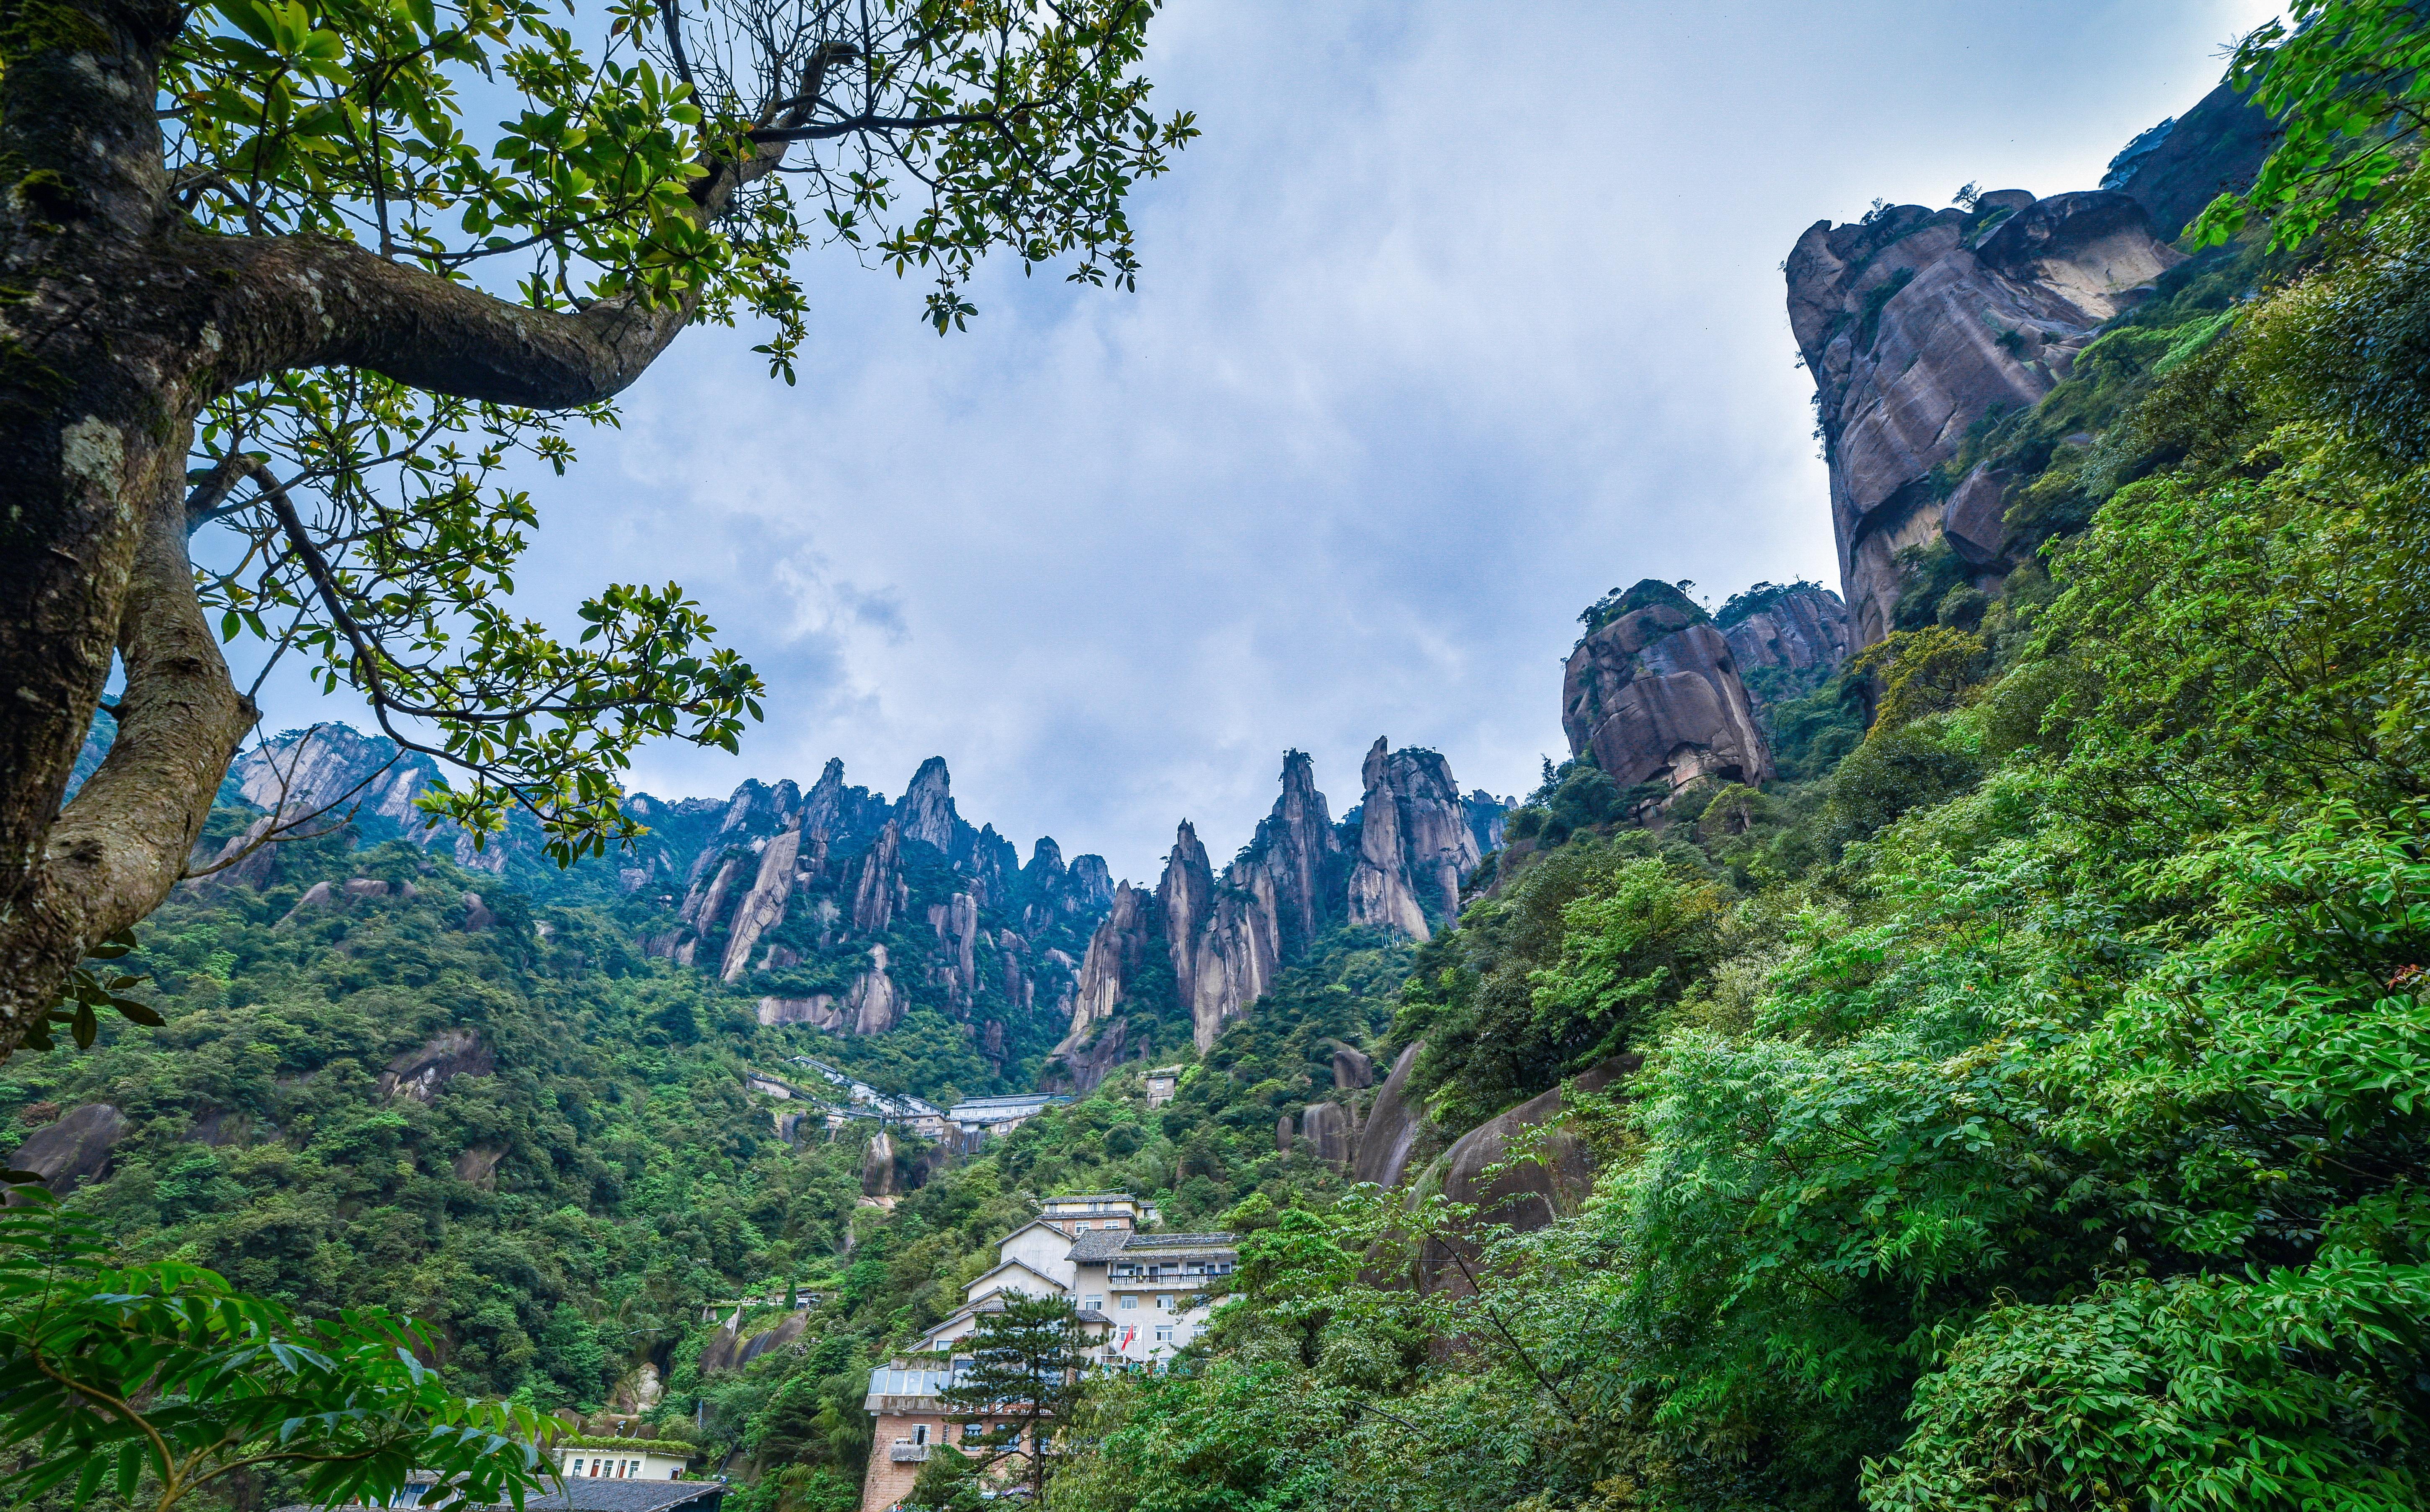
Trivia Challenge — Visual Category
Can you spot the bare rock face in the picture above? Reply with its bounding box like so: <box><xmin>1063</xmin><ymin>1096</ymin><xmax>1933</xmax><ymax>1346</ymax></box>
<box><xmin>896</xmin><ymin>757</ymin><xmax>959</xmax><ymax>853</ymax></box>
<box><xmin>379</xmin><ymin>1029</ymin><xmax>495</xmax><ymax>1103</ymax></box>
<box><xmin>9</xmin><ymin>1104</ymin><xmax>129</xmax><ymax>1193</ymax></box>
<box><xmin>1788</xmin><ymin>189</ymin><xmax>2187</xmax><ymax>642</ymax></box>
<box><xmin>927</xmin><ymin>892</ymin><xmax>980</xmax><ymax>1008</ymax></box>
<box><xmin>735</xmin><ymin>1314</ymin><xmax>806</xmax><ymax>1367</ymax></box>
<box><xmin>460</xmin><ymin>891</ymin><xmax>496</xmax><ymax>931</ymax></box>
<box><xmin>846</xmin><ymin>945</ymin><xmax>902</xmax><ymax>1035</ymax></box>
<box><xmin>1562</xmin><ymin>585</ymin><xmax>1773</xmax><ymax>791</ymax></box>
<box><xmin>863</xmin><ymin>1128</ymin><xmax>898</xmax><ymax>1197</ymax></box>
<box><xmin>1046</xmin><ymin>883</ymin><xmax>1161</xmax><ymax>1091</ymax></box>
<box><xmin>1346</xmin><ymin>739</ymin><xmax>1478</xmax><ymax>940</ymax></box>
<box><xmin>719</xmin><ymin>823</ymin><xmax>803</xmax><ymax>982</ymax></box>
<box><xmin>1463</xmin><ymin>791</ymin><xmax>1514</xmax><ymax>859</ymax></box>
<box><xmin>1720</xmin><ymin>584</ymin><xmax>1857</xmax><ymax>701</ymax></box>
<box><xmin>1411</xmin><ymin>1058</ymin><xmax>1632</xmax><ymax>1296</ymax></box>
<box><xmin>758</xmin><ymin>994</ymin><xmax>843</xmax><ymax>1029</ymax></box>
<box><xmin>1352</xmin><ymin>1041</ymin><xmax>1429</xmax><ymax>1190</ymax></box>
<box><xmin>452</xmin><ymin>1143</ymin><xmax>507</xmax><ymax>1188</ymax></box>
<box><xmin>2106</xmin><ymin>80</ymin><xmax>2280</xmax><ymax>242</ymax></box>
<box><xmin>1330</xmin><ymin>1041</ymin><xmax>1374</xmax><ymax>1091</ymax></box>
<box><xmin>851</xmin><ymin>821</ymin><xmax>905</xmax><ymax>935</ymax></box>
<box><xmin>1300</xmin><ymin>1102</ymin><xmax>1354</xmax><ymax>1168</ymax></box>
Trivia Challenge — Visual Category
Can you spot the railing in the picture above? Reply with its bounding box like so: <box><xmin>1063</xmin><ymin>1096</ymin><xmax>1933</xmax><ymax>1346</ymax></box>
<box><xmin>889</xmin><ymin>1444</ymin><xmax>930</xmax><ymax>1464</ymax></box>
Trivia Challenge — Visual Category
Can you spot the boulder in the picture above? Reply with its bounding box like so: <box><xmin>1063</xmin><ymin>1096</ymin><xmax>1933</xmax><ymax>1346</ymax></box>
<box><xmin>8</xmin><ymin>1104</ymin><xmax>128</xmax><ymax>1193</ymax></box>
<box><xmin>1941</xmin><ymin>464</ymin><xmax>2012</xmax><ymax>565</ymax></box>
<box><xmin>460</xmin><ymin>891</ymin><xmax>496</xmax><ymax>930</ymax></box>
<box><xmin>862</xmin><ymin>1128</ymin><xmax>898</xmax><ymax>1198</ymax></box>
<box><xmin>1721</xmin><ymin>585</ymin><xmax>1856</xmax><ymax>697</ymax></box>
<box><xmin>1352</xmin><ymin>1041</ymin><xmax>1429</xmax><ymax>1189</ymax></box>
<box><xmin>452</xmin><ymin>1143</ymin><xmax>507</xmax><ymax>1188</ymax></box>
<box><xmin>1329</xmin><ymin>1041</ymin><xmax>1374</xmax><ymax>1091</ymax></box>
<box><xmin>756</xmin><ymin>994</ymin><xmax>842</xmax><ymax>1030</ymax></box>
<box><xmin>734</xmin><ymin>1314</ymin><xmax>807</xmax><ymax>1367</ymax></box>
<box><xmin>1300</xmin><ymin>1102</ymin><xmax>1353</xmax><ymax>1168</ymax></box>
<box><xmin>1562</xmin><ymin>588</ymin><xmax>1773</xmax><ymax>793</ymax></box>
<box><xmin>1412</xmin><ymin>1058</ymin><xmax>1634</xmax><ymax>1296</ymax></box>
<box><xmin>377</xmin><ymin>1029</ymin><xmax>494</xmax><ymax>1104</ymax></box>
<box><xmin>1275</xmin><ymin>1113</ymin><xmax>1295</xmax><ymax>1154</ymax></box>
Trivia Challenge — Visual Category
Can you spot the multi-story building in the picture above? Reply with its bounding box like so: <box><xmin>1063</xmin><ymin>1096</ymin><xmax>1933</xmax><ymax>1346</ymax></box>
<box><xmin>554</xmin><ymin>1439</ymin><xmax>696</xmax><ymax>1483</ymax></box>
<box><xmin>1145</xmin><ymin>1066</ymin><xmax>1183</xmax><ymax>1108</ymax></box>
<box><xmin>857</xmin><ymin>1193</ymin><xmax>1234</xmax><ymax>1512</ymax></box>
<box><xmin>944</xmin><ymin>1093</ymin><xmax>1069</xmax><ymax>1144</ymax></box>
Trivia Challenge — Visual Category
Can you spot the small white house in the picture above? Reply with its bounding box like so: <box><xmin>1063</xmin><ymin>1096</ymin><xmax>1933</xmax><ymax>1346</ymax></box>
<box><xmin>555</xmin><ymin>1441</ymin><xmax>695</xmax><ymax>1482</ymax></box>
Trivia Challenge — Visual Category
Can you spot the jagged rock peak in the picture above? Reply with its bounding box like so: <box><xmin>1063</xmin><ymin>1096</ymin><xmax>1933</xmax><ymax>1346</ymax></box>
<box><xmin>1345</xmin><ymin>737</ymin><xmax>1478</xmax><ymax>940</ymax></box>
<box><xmin>896</xmin><ymin>757</ymin><xmax>958</xmax><ymax>852</ymax></box>
<box><xmin>1068</xmin><ymin>854</ymin><xmax>1114</xmax><ymax>909</ymax></box>
<box><xmin>1562</xmin><ymin>583</ymin><xmax>1773</xmax><ymax>796</ymax></box>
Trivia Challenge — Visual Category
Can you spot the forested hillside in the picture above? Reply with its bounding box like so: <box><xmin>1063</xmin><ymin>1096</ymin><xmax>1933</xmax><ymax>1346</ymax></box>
<box><xmin>8</xmin><ymin>8</ymin><xmax>2430</xmax><ymax>1512</ymax></box>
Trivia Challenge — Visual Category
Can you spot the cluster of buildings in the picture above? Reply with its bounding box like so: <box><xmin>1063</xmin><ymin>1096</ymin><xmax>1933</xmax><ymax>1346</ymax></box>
<box><xmin>746</xmin><ymin>1059</ymin><xmax>1071</xmax><ymax>1151</ymax></box>
<box><xmin>857</xmin><ymin>1193</ymin><xmax>1237</xmax><ymax>1512</ymax></box>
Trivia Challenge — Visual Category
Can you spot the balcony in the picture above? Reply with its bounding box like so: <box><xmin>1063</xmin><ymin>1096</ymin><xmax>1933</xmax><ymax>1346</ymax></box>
<box><xmin>889</xmin><ymin>1444</ymin><xmax>931</xmax><ymax>1464</ymax></box>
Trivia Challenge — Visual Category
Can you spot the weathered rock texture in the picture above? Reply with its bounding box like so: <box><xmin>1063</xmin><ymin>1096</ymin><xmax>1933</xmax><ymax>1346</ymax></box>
<box><xmin>1352</xmin><ymin>1042</ymin><xmax>1429</xmax><ymax>1190</ymax></box>
<box><xmin>377</xmin><ymin>1030</ymin><xmax>494</xmax><ymax>1104</ymax></box>
<box><xmin>1046</xmin><ymin>743</ymin><xmax>1486</xmax><ymax>1087</ymax></box>
<box><xmin>8</xmin><ymin>1104</ymin><xmax>129</xmax><ymax>1193</ymax></box>
<box><xmin>1410</xmin><ymin>1058</ymin><xmax>1633</xmax><ymax>1296</ymax></box>
<box><xmin>1562</xmin><ymin>584</ymin><xmax>1772</xmax><ymax>793</ymax></box>
<box><xmin>1787</xmin><ymin>90</ymin><xmax>2273</xmax><ymax>645</ymax></box>
<box><xmin>1719</xmin><ymin>584</ymin><xmax>1856</xmax><ymax>703</ymax></box>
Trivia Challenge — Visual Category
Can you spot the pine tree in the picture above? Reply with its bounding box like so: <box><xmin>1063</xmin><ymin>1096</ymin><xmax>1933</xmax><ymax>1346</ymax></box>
<box><xmin>937</xmin><ymin>1295</ymin><xmax>1087</xmax><ymax>1503</ymax></box>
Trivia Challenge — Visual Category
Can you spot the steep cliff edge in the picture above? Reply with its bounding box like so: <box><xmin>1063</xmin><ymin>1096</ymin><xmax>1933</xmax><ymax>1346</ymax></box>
<box><xmin>1790</xmin><ymin>87</ymin><xmax>2275</xmax><ymax>644</ymax></box>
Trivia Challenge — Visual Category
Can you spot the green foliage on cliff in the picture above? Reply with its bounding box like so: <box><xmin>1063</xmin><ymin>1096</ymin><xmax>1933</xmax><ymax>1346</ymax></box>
<box><xmin>1576</xmin><ymin>579</ymin><xmax>1706</xmax><ymax>638</ymax></box>
<box><xmin>1047</xmin><ymin>143</ymin><xmax>2430</xmax><ymax>1512</ymax></box>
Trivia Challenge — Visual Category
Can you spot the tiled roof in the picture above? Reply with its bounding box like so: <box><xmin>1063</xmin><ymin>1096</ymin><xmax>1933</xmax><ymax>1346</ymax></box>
<box><xmin>1075</xmin><ymin>1309</ymin><xmax>1111</xmax><ymax>1323</ymax></box>
<box><xmin>1119</xmin><ymin>1232</ymin><xmax>1235</xmax><ymax>1251</ymax></box>
<box><xmin>520</xmin><ymin>1481</ymin><xmax>727</xmax><ymax>1512</ymax></box>
<box><xmin>1067</xmin><ymin>1229</ymin><xmax>1130</xmax><ymax>1262</ymax></box>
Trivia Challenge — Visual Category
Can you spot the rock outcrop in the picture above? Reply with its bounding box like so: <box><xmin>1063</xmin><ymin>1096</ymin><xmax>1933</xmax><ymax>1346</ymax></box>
<box><xmin>1300</xmin><ymin>1101</ymin><xmax>1354</xmax><ymax>1169</ymax></box>
<box><xmin>845</xmin><ymin>945</ymin><xmax>903</xmax><ymax>1035</ymax></box>
<box><xmin>1411</xmin><ymin>1058</ymin><xmax>1633</xmax><ymax>1296</ymax></box>
<box><xmin>1352</xmin><ymin>1042</ymin><xmax>1428</xmax><ymax>1190</ymax></box>
<box><xmin>1719</xmin><ymin>583</ymin><xmax>1856</xmax><ymax>702</ymax></box>
<box><xmin>1346</xmin><ymin>739</ymin><xmax>1477</xmax><ymax>940</ymax></box>
<box><xmin>1562</xmin><ymin>582</ymin><xmax>1772</xmax><ymax>793</ymax></box>
<box><xmin>1788</xmin><ymin>189</ymin><xmax>2187</xmax><ymax>642</ymax></box>
<box><xmin>8</xmin><ymin>1104</ymin><xmax>129</xmax><ymax>1193</ymax></box>
<box><xmin>1047</xmin><ymin>744</ymin><xmax>1488</xmax><ymax>1084</ymax></box>
<box><xmin>378</xmin><ymin>1030</ymin><xmax>494</xmax><ymax>1103</ymax></box>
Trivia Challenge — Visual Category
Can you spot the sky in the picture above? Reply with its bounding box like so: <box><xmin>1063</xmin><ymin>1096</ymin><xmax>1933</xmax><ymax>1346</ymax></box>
<box><xmin>252</xmin><ymin>0</ymin><xmax>2283</xmax><ymax>885</ymax></box>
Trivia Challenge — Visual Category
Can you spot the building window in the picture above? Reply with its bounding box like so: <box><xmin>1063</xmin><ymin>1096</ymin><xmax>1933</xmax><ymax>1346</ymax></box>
<box><xmin>962</xmin><ymin>1422</ymin><xmax>983</xmax><ymax>1443</ymax></box>
<box><xmin>1154</xmin><ymin>1327</ymin><xmax>1174</xmax><ymax>1344</ymax></box>
<box><xmin>1156</xmin><ymin>1295</ymin><xmax>1173</xmax><ymax>1310</ymax></box>
<box><xmin>1120</xmin><ymin>1296</ymin><xmax>1137</xmax><ymax>1309</ymax></box>
<box><xmin>913</xmin><ymin>1426</ymin><xmax>929</xmax><ymax>1446</ymax></box>
<box><xmin>1074</xmin><ymin>1222</ymin><xmax>1091</xmax><ymax>1231</ymax></box>
<box><xmin>1084</xmin><ymin>1295</ymin><xmax>1102</xmax><ymax>1311</ymax></box>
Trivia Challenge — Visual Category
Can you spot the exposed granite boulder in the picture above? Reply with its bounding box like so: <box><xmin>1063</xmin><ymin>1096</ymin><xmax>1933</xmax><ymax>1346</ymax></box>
<box><xmin>378</xmin><ymin>1029</ymin><xmax>494</xmax><ymax>1103</ymax></box>
<box><xmin>9</xmin><ymin>1104</ymin><xmax>129</xmax><ymax>1193</ymax></box>
<box><xmin>1562</xmin><ymin>584</ymin><xmax>1772</xmax><ymax>792</ymax></box>
<box><xmin>845</xmin><ymin>945</ymin><xmax>903</xmax><ymax>1035</ymax></box>
<box><xmin>757</xmin><ymin>994</ymin><xmax>843</xmax><ymax>1029</ymax></box>
<box><xmin>1330</xmin><ymin>1041</ymin><xmax>1374</xmax><ymax>1091</ymax></box>
<box><xmin>1411</xmin><ymin>1058</ymin><xmax>1633</xmax><ymax>1296</ymax></box>
<box><xmin>862</xmin><ymin>1128</ymin><xmax>899</xmax><ymax>1197</ymax></box>
<box><xmin>1352</xmin><ymin>1041</ymin><xmax>1429</xmax><ymax>1190</ymax></box>
<box><xmin>1940</xmin><ymin>463</ymin><xmax>2013</xmax><ymax>564</ymax></box>
<box><xmin>1300</xmin><ymin>1102</ymin><xmax>1354</xmax><ymax>1168</ymax></box>
<box><xmin>460</xmin><ymin>891</ymin><xmax>496</xmax><ymax>930</ymax></box>
<box><xmin>452</xmin><ymin>1143</ymin><xmax>507</xmax><ymax>1188</ymax></box>
<box><xmin>735</xmin><ymin>1314</ymin><xmax>807</xmax><ymax>1366</ymax></box>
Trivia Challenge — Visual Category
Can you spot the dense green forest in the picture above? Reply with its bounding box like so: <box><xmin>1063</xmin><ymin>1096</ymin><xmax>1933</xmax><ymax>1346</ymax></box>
<box><xmin>11</xmin><ymin>8</ymin><xmax>2430</xmax><ymax>1512</ymax></box>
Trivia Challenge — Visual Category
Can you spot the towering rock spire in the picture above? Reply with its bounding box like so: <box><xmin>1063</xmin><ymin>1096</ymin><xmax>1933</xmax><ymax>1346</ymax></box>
<box><xmin>896</xmin><ymin>757</ymin><xmax>959</xmax><ymax>852</ymax></box>
<box><xmin>1155</xmin><ymin>822</ymin><xmax>1216</xmax><ymax>1012</ymax></box>
<box><xmin>852</xmin><ymin>820</ymin><xmax>905</xmax><ymax>935</ymax></box>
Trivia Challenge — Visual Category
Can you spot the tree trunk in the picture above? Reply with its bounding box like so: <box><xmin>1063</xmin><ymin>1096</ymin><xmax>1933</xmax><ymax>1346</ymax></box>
<box><xmin>0</xmin><ymin>0</ymin><xmax>767</xmax><ymax>1053</ymax></box>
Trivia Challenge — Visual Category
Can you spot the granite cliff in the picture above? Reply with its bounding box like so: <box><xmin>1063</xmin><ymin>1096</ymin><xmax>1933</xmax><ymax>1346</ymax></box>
<box><xmin>1047</xmin><ymin>740</ymin><xmax>1490</xmax><ymax>1088</ymax></box>
<box><xmin>1560</xmin><ymin>580</ymin><xmax>1774</xmax><ymax>798</ymax></box>
<box><xmin>1789</xmin><ymin>81</ymin><xmax>2276</xmax><ymax>643</ymax></box>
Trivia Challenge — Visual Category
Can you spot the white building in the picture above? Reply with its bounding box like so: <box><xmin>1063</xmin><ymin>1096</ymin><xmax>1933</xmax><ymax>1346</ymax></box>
<box><xmin>554</xmin><ymin>1441</ymin><xmax>696</xmax><ymax>1482</ymax></box>
<box><xmin>945</xmin><ymin>1093</ymin><xmax>1069</xmax><ymax>1142</ymax></box>
<box><xmin>859</xmin><ymin>1194</ymin><xmax>1234</xmax><ymax>1512</ymax></box>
